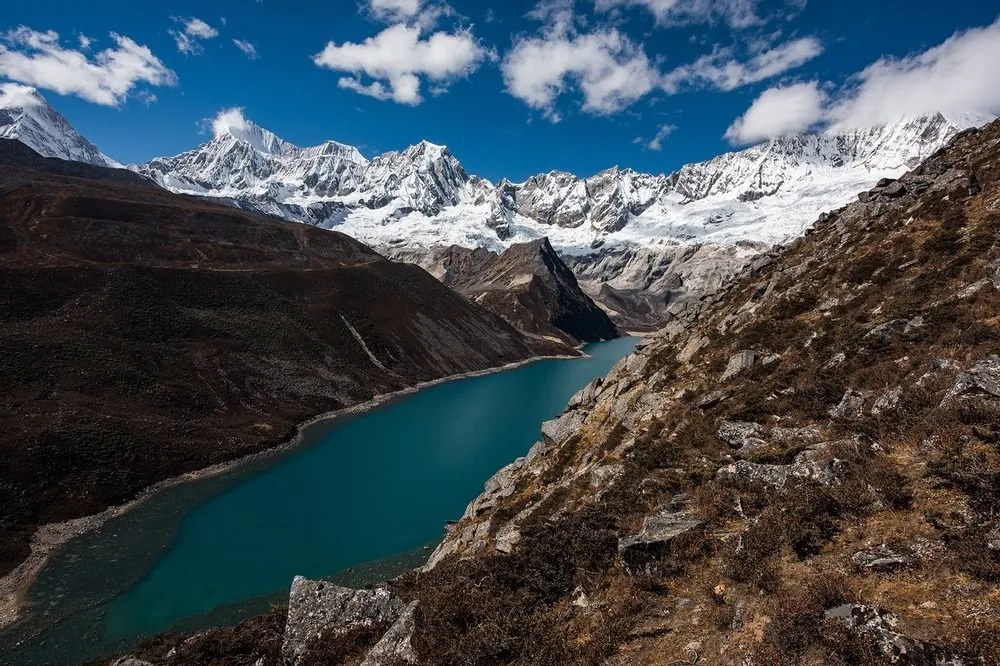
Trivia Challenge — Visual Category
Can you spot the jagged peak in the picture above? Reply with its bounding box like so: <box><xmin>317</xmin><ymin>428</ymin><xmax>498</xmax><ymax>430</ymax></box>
<box><xmin>211</xmin><ymin>114</ymin><xmax>298</xmax><ymax>157</ymax></box>
<box><xmin>0</xmin><ymin>83</ymin><xmax>118</xmax><ymax>168</ymax></box>
<box><xmin>403</xmin><ymin>139</ymin><xmax>451</xmax><ymax>160</ymax></box>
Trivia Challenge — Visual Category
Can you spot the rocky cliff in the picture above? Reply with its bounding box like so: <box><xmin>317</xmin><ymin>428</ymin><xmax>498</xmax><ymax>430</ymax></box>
<box><xmin>126</xmin><ymin>120</ymin><xmax>1000</xmax><ymax>664</ymax></box>
<box><xmin>392</xmin><ymin>238</ymin><xmax>619</xmax><ymax>345</ymax></box>
<box><xmin>0</xmin><ymin>139</ymin><xmax>563</xmax><ymax>584</ymax></box>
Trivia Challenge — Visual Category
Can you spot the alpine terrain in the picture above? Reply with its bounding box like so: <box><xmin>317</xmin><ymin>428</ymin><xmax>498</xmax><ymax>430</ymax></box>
<box><xmin>0</xmin><ymin>137</ymin><xmax>573</xmax><ymax>628</ymax></box>
<box><xmin>118</xmin><ymin>114</ymin><xmax>1000</xmax><ymax>666</ymax></box>
<box><xmin>128</xmin><ymin>106</ymin><xmax>987</xmax><ymax>328</ymax></box>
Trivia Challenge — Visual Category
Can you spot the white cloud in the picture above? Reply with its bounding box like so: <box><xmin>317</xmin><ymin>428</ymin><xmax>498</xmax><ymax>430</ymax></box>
<box><xmin>828</xmin><ymin>17</ymin><xmax>1000</xmax><ymax>128</ymax></box>
<box><xmin>724</xmin><ymin>81</ymin><xmax>824</xmax><ymax>144</ymax></box>
<box><xmin>663</xmin><ymin>36</ymin><xmax>822</xmax><ymax>92</ymax></box>
<box><xmin>725</xmin><ymin>18</ymin><xmax>1000</xmax><ymax>145</ymax></box>
<box><xmin>210</xmin><ymin>107</ymin><xmax>249</xmax><ymax>137</ymax></box>
<box><xmin>233</xmin><ymin>39</ymin><xmax>258</xmax><ymax>60</ymax></box>
<box><xmin>363</xmin><ymin>0</ymin><xmax>452</xmax><ymax>30</ymax></box>
<box><xmin>366</xmin><ymin>0</ymin><xmax>422</xmax><ymax>21</ymax></box>
<box><xmin>0</xmin><ymin>27</ymin><xmax>176</xmax><ymax>106</ymax></box>
<box><xmin>634</xmin><ymin>122</ymin><xmax>678</xmax><ymax>150</ymax></box>
<box><xmin>77</xmin><ymin>34</ymin><xmax>93</xmax><ymax>50</ymax></box>
<box><xmin>0</xmin><ymin>82</ymin><xmax>43</xmax><ymax>108</ymax></box>
<box><xmin>594</xmin><ymin>0</ymin><xmax>763</xmax><ymax>29</ymax></box>
<box><xmin>313</xmin><ymin>24</ymin><xmax>488</xmax><ymax>105</ymax></box>
<box><xmin>170</xmin><ymin>17</ymin><xmax>219</xmax><ymax>55</ymax></box>
<box><xmin>502</xmin><ymin>27</ymin><xmax>661</xmax><ymax>121</ymax></box>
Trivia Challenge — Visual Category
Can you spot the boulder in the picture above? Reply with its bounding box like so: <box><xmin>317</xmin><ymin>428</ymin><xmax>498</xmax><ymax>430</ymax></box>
<box><xmin>361</xmin><ymin>601</ymin><xmax>419</xmax><ymax>666</ymax></box>
<box><xmin>696</xmin><ymin>387</ymin><xmax>734</xmax><ymax>408</ymax></box>
<box><xmin>823</xmin><ymin>604</ymin><xmax>959</xmax><ymax>664</ymax></box>
<box><xmin>850</xmin><ymin>545</ymin><xmax>915</xmax><ymax>572</ymax></box>
<box><xmin>540</xmin><ymin>410</ymin><xmax>587</xmax><ymax>445</ymax></box>
<box><xmin>720</xmin><ymin>350</ymin><xmax>757</xmax><ymax>381</ymax></box>
<box><xmin>716</xmin><ymin>443</ymin><xmax>846</xmax><ymax>490</ymax></box>
<box><xmin>882</xmin><ymin>181</ymin><xmax>908</xmax><ymax>198</ymax></box>
<box><xmin>941</xmin><ymin>356</ymin><xmax>1000</xmax><ymax>406</ymax></box>
<box><xmin>872</xmin><ymin>386</ymin><xmax>903</xmax><ymax>415</ymax></box>
<box><xmin>567</xmin><ymin>378</ymin><xmax>603</xmax><ymax>410</ymax></box>
<box><xmin>862</xmin><ymin>318</ymin><xmax>909</xmax><ymax>343</ymax></box>
<box><xmin>282</xmin><ymin>578</ymin><xmax>406</xmax><ymax>665</ymax></box>
<box><xmin>830</xmin><ymin>389</ymin><xmax>874</xmax><ymax>420</ymax></box>
<box><xmin>619</xmin><ymin>504</ymin><xmax>703</xmax><ymax>574</ymax></box>
<box><xmin>716</xmin><ymin>420</ymin><xmax>767</xmax><ymax>451</ymax></box>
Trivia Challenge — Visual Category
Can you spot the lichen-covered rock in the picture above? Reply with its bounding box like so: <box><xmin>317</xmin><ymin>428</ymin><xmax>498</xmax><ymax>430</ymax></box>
<box><xmin>716</xmin><ymin>420</ymin><xmax>767</xmax><ymax>451</ymax></box>
<box><xmin>830</xmin><ymin>388</ymin><xmax>874</xmax><ymax>420</ymax></box>
<box><xmin>941</xmin><ymin>356</ymin><xmax>1000</xmax><ymax>406</ymax></box>
<box><xmin>567</xmin><ymin>378</ymin><xmax>603</xmax><ymax>410</ymax></box>
<box><xmin>716</xmin><ymin>443</ymin><xmax>847</xmax><ymax>490</ymax></box>
<box><xmin>619</xmin><ymin>504</ymin><xmax>703</xmax><ymax>574</ymax></box>
<box><xmin>282</xmin><ymin>577</ymin><xmax>406</xmax><ymax>665</ymax></box>
<box><xmin>720</xmin><ymin>350</ymin><xmax>757</xmax><ymax>381</ymax></box>
<box><xmin>850</xmin><ymin>545</ymin><xmax>915</xmax><ymax>572</ymax></box>
<box><xmin>361</xmin><ymin>601</ymin><xmax>418</xmax><ymax>666</ymax></box>
<box><xmin>872</xmin><ymin>386</ymin><xmax>903</xmax><ymax>415</ymax></box>
<box><xmin>823</xmin><ymin>604</ymin><xmax>960</xmax><ymax>664</ymax></box>
<box><xmin>541</xmin><ymin>410</ymin><xmax>587</xmax><ymax>445</ymax></box>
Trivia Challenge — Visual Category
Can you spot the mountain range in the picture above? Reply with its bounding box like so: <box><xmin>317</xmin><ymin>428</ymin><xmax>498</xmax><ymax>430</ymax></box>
<box><xmin>1</xmin><ymin>87</ymin><xmax>991</xmax><ymax>327</ymax></box>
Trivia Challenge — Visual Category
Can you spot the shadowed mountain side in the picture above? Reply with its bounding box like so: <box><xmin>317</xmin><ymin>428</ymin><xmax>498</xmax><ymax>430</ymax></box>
<box><xmin>0</xmin><ymin>140</ymin><xmax>566</xmax><ymax>579</ymax></box>
<box><xmin>394</xmin><ymin>239</ymin><xmax>620</xmax><ymax>346</ymax></box>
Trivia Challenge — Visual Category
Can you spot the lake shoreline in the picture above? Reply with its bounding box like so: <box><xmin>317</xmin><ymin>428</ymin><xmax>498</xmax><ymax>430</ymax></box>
<box><xmin>0</xmin><ymin>349</ymin><xmax>589</xmax><ymax>632</ymax></box>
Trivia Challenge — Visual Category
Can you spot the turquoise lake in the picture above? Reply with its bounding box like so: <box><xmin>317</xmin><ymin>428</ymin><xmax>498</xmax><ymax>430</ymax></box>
<box><xmin>0</xmin><ymin>337</ymin><xmax>638</xmax><ymax>665</ymax></box>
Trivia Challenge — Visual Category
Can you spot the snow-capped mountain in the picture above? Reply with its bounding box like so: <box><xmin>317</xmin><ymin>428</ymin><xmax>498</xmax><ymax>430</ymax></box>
<box><xmin>129</xmin><ymin>110</ymin><xmax>984</xmax><ymax>256</ymax></box>
<box><xmin>0</xmin><ymin>84</ymin><xmax>119</xmax><ymax>168</ymax></box>
<box><xmin>2</xmin><ymin>87</ymin><xmax>991</xmax><ymax>327</ymax></box>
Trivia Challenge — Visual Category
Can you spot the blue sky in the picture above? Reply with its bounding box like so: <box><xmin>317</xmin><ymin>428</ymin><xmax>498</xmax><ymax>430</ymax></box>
<box><xmin>1</xmin><ymin>0</ymin><xmax>998</xmax><ymax>181</ymax></box>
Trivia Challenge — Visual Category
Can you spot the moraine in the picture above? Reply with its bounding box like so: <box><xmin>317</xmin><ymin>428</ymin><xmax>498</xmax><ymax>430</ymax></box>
<box><xmin>0</xmin><ymin>337</ymin><xmax>638</xmax><ymax>666</ymax></box>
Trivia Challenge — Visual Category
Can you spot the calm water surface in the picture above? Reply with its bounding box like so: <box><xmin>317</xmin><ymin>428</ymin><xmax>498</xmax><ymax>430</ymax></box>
<box><xmin>1</xmin><ymin>337</ymin><xmax>637</xmax><ymax>665</ymax></box>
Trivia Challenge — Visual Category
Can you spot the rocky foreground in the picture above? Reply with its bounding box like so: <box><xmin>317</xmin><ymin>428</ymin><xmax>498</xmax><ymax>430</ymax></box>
<box><xmin>121</xmin><ymin>120</ymin><xmax>1000</xmax><ymax>664</ymax></box>
<box><xmin>0</xmin><ymin>139</ymin><xmax>567</xmax><ymax>589</ymax></box>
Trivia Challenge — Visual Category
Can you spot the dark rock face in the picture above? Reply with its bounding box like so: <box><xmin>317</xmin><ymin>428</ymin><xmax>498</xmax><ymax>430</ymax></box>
<box><xmin>0</xmin><ymin>141</ymin><xmax>555</xmax><ymax>577</ymax></box>
<box><xmin>428</xmin><ymin>238</ymin><xmax>620</xmax><ymax>345</ymax></box>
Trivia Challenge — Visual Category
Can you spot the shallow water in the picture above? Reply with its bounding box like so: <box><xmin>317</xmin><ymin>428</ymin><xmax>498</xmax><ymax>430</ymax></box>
<box><xmin>1</xmin><ymin>337</ymin><xmax>638</xmax><ymax>664</ymax></box>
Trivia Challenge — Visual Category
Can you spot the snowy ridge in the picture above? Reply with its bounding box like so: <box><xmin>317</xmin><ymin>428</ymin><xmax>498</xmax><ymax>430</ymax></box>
<box><xmin>129</xmin><ymin>110</ymin><xmax>987</xmax><ymax>256</ymax></box>
<box><xmin>0</xmin><ymin>87</ymin><xmax>990</xmax><ymax>259</ymax></box>
<box><xmin>0</xmin><ymin>84</ymin><xmax>119</xmax><ymax>168</ymax></box>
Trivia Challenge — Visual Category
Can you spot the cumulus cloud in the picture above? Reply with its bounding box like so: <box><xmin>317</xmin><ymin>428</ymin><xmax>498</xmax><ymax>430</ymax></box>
<box><xmin>366</xmin><ymin>0</ymin><xmax>422</xmax><ymax>21</ymax></box>
<box><xmin>502</xmin><ymin>13</ymin><xmax>661</xmax><ymax>121</ymax></box>
<box><xmin>232</xmin><ymin>39</ymin><xmax>258</xmax><ymax>60</ymax></box>
<box><xmin>0</xmin><ymin>27</ymin><xmax>176</xmax><ymax>106</ymax></box>
<box><xmin>663</xmin><ymin>36</ymin><xmax>822</xmax><ymax>93</ymax></box>
<box><xmin>313</xmin><ymin>23</ymin><xmax>488</xmax><ymax>105</ymax></box>
<box><xmin>594</xmin><ymin>0</ymin><xmax>764</xmax><ymax>29</ymax></box>
<box><xmin>170</xmin><ymin>17</ymin><xmax>219</xmax><ymax>55</ymax></box>
<box><xmin>828</xmin><ymin>17</ymin><xmax>1000</xmax><ymax>128</ymax></box>
<box><xmin>724</xmin><ymin>81</ymin><xmax>825</xmax><ymax>144</ymax></box>
<box><xmin>725</xmin><ymin>18</ymin><xmax>1000</xmax><ymax>145</ymax></box>
<box><xmin>210</xmin><ymin>107</ymin><xmax>250</xmax><ymax>137</ymax></box>
<box><xmin>635</xmin><ymin>123</ymin><xmax>678</xmax><ymax>150</ymax></box>
<box><xmin>503</xmin><ymin>2</ymin><xmax>815</xmax><ymax>121</ymax></box>
<box><xmin>0</xmin><ymin>81</ymin><xmax>43</xmax><ymax>108</ymax></box>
